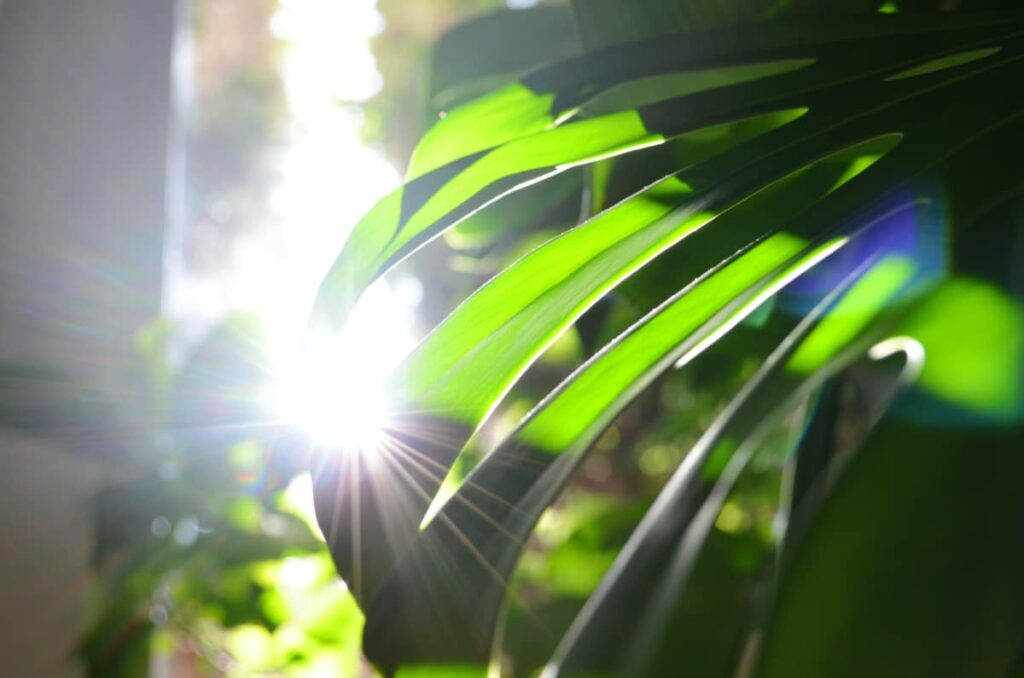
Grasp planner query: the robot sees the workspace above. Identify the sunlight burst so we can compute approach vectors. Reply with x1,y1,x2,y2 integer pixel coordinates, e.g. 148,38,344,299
280,350,388,453
270,279,419,454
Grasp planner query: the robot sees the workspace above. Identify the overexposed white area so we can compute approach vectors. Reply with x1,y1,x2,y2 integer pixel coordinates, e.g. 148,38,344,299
167,0,418,445
264,0,405,361
271,278,422,451
266,0,415,446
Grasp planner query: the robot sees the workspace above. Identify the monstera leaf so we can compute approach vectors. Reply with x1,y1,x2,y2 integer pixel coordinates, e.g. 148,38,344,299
310,3,1024,676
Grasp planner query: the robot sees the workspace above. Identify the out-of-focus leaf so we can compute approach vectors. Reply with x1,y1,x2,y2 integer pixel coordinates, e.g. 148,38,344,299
885,45,1001,80
579,59,815,117
570,0,855,49
430,5,581,111
300,584,364,647
395,666,487,678
754,417,1024,678
893,278,1024,421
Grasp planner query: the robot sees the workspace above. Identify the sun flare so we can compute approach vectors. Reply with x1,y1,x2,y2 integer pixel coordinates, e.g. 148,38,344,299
279,352,388,453
269,279,419,454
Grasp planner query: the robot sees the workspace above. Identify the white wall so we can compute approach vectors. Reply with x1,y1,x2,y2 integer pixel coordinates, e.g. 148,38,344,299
0,0,175,674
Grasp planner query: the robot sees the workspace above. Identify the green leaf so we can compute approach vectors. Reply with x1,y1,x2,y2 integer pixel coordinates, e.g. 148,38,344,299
754,418,1024,678
306,12,1024,676
885,46,1001,81
445,170,582,251
893,278,1024,420
578,59,816,117
360,224,837,670
429,5,581,111
316,14,1023,333
786,256,917,374
313,109,665,330
546,254,920,677
360,187,919,668
404,12,1020,180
